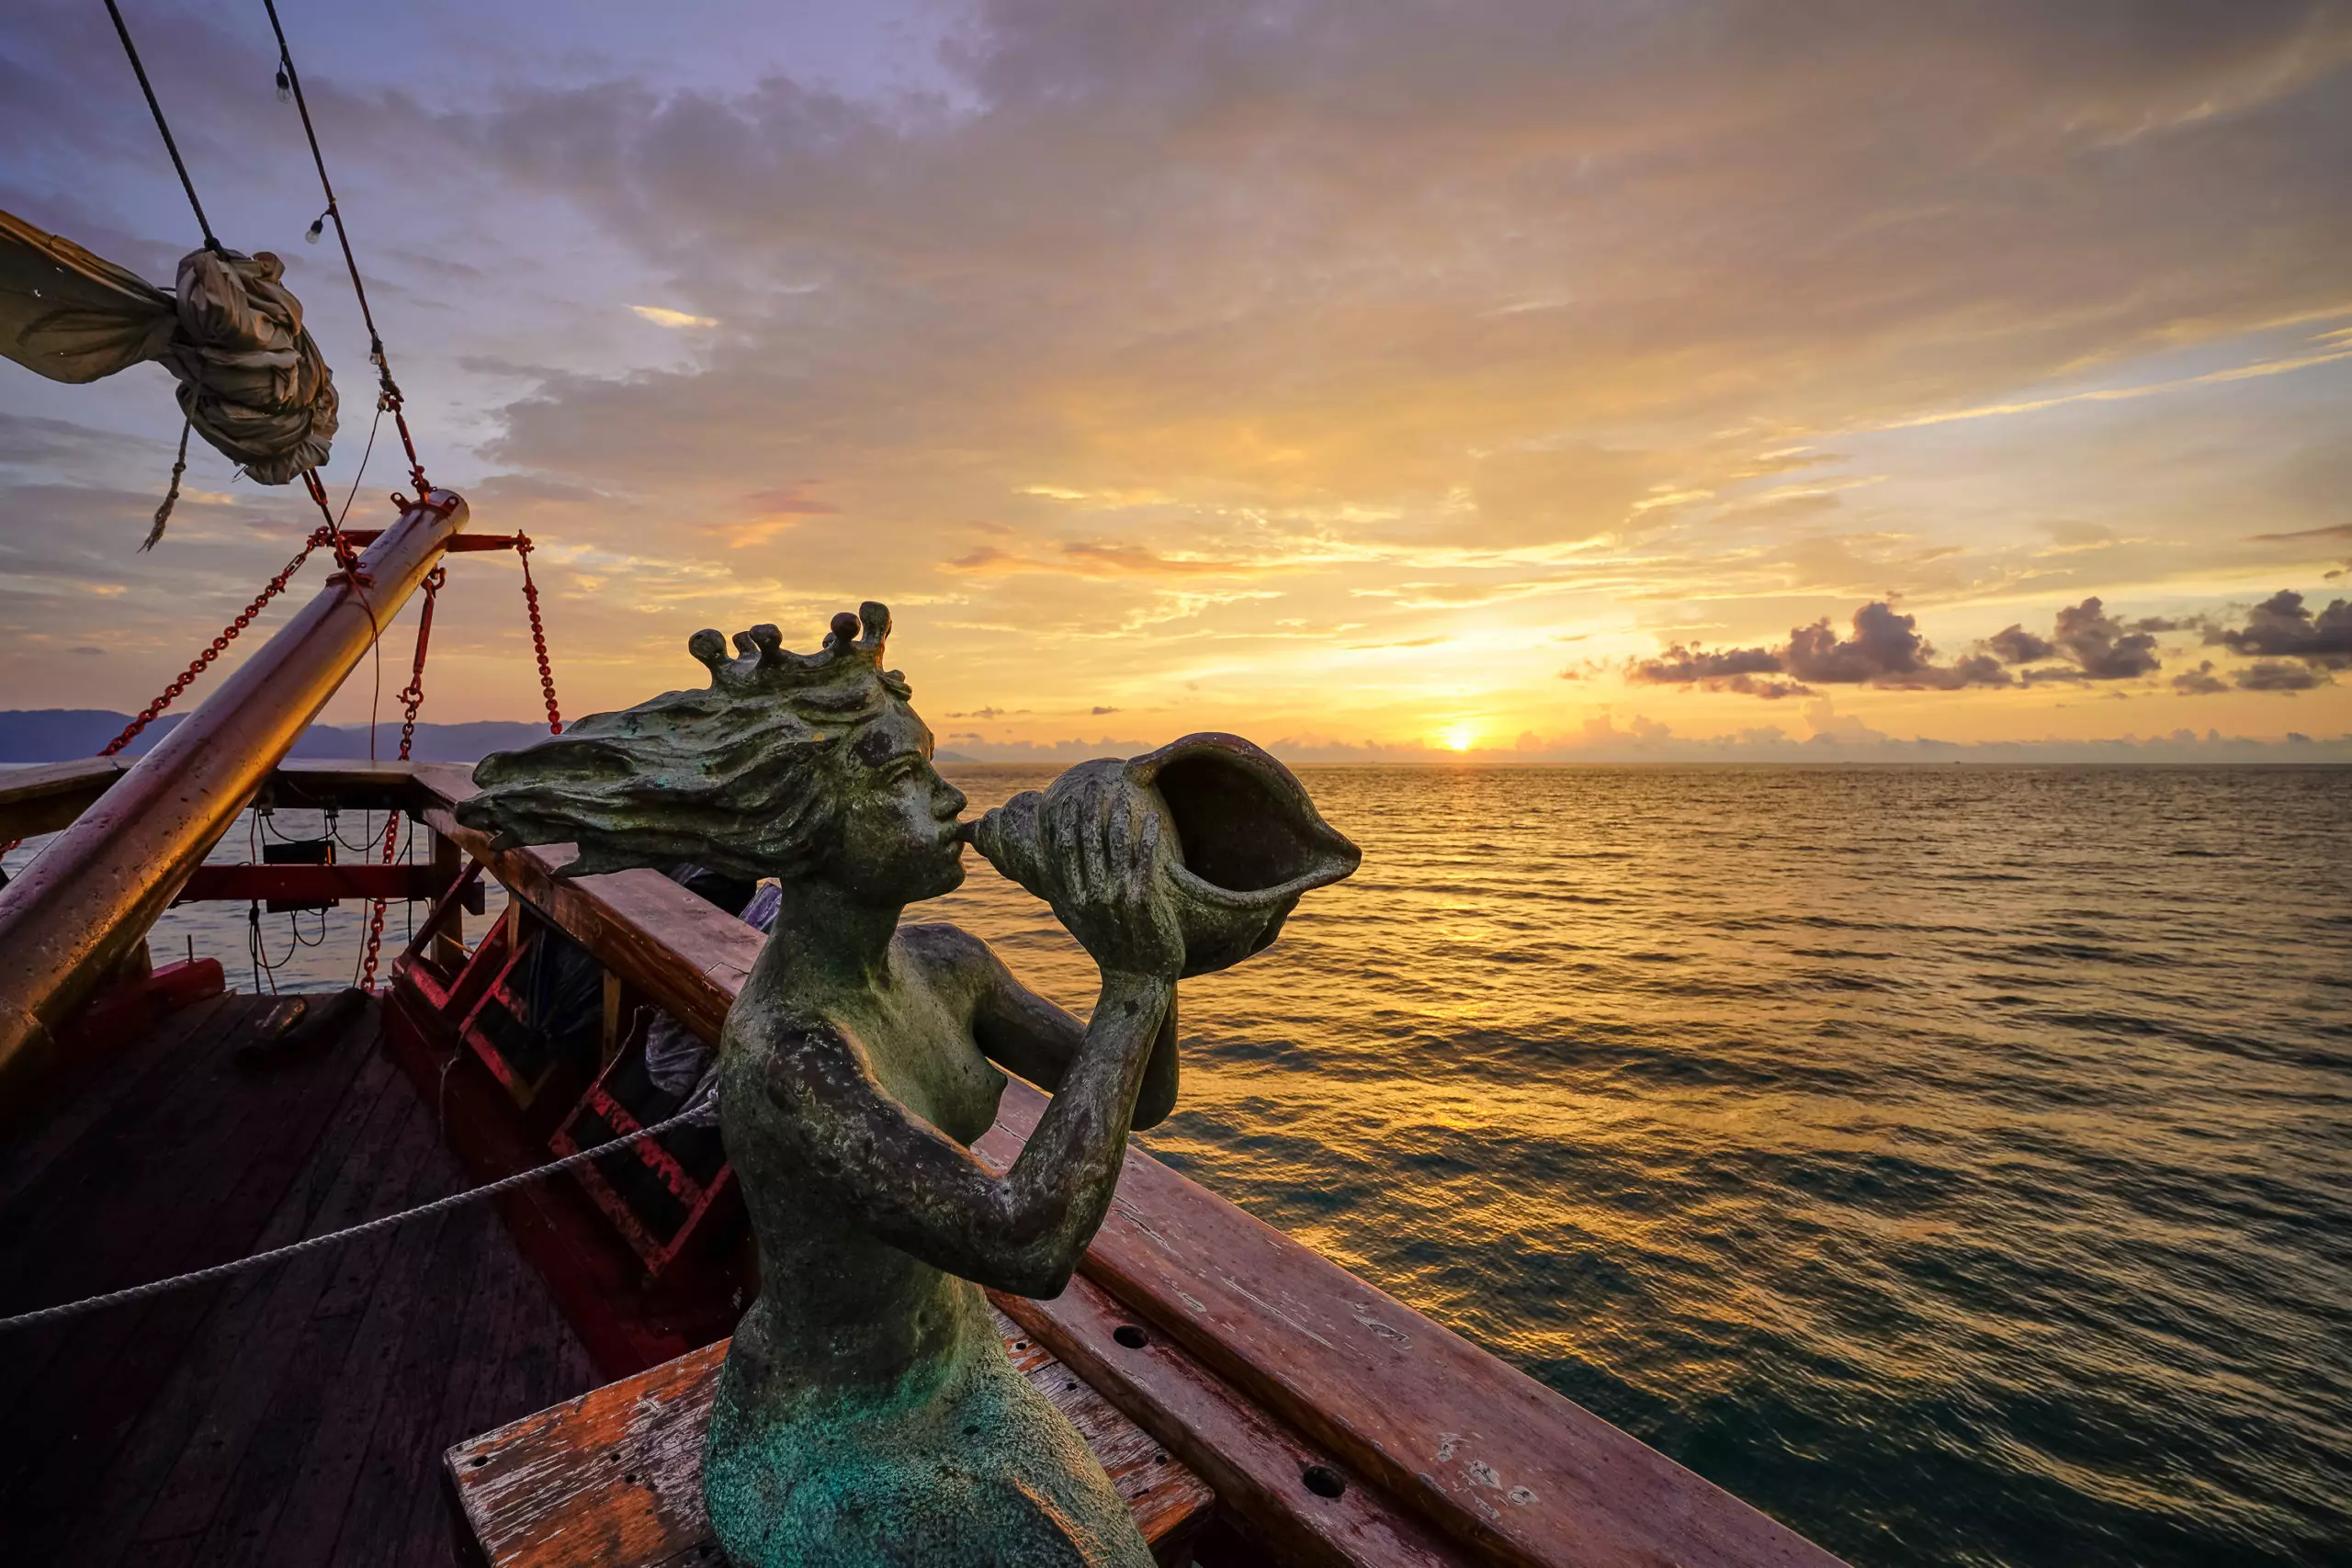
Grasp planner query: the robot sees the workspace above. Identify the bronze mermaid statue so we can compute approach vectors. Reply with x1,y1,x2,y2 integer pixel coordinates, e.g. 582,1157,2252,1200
456,603,1355,1566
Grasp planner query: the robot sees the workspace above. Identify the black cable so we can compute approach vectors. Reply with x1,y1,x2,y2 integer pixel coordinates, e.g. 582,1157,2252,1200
258,0,386,363
288,906,329,949
99,0,220,251
337,401,389,762
248,900,276,995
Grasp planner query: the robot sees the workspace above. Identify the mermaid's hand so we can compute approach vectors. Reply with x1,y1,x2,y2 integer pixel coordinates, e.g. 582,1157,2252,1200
1036,767,1184,982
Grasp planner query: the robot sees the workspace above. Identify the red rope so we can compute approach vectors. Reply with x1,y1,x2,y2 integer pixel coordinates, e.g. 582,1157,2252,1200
357,564,444,992
379,379,429,503
515,536,563,734
98,528,332,756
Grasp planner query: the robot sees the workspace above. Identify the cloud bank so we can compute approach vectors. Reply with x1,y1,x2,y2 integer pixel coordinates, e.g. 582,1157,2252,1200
0,0,2347,752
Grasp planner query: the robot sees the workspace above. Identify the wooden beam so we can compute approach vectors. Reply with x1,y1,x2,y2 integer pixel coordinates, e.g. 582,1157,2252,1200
259,759,424,814
0,759,427,848
0,757,129,842
990,1273,1464,1568
174,863,443,904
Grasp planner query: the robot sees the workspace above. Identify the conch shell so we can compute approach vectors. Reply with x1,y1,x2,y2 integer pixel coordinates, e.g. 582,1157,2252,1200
965,733,1360,977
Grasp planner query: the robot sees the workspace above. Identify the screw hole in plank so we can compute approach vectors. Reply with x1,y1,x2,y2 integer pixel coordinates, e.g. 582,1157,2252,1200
1302,1464,1347,1499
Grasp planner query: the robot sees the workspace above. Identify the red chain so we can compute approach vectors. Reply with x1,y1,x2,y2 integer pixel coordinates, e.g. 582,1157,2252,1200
515,535,563,733
99,528,333,756
357,564,444,992
379,376,430,503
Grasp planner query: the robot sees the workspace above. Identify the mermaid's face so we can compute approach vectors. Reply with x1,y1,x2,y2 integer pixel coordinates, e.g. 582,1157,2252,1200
826,704,967,906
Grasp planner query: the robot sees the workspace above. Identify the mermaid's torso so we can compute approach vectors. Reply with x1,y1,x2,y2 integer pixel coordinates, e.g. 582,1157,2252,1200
704,929,1153,1568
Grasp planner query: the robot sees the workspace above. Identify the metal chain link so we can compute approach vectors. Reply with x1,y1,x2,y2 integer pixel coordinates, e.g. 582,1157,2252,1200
99,529,333,756
356,566,444,991
515,535,563,734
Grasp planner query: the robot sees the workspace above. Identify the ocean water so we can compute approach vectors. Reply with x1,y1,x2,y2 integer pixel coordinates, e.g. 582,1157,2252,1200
9,765,2347,1567
932,766,2352,1568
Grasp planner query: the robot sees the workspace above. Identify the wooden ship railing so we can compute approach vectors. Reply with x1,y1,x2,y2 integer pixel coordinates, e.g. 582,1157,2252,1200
0,492,469,1107
0,748,1845,1568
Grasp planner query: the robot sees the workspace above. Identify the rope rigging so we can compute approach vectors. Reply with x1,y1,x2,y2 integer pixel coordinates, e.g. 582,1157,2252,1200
261,0,431,504
98,0,219,253
66,1,569,997
21,4,344,534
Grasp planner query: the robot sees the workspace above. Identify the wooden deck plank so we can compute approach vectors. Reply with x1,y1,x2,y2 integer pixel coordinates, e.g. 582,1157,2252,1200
257,1104,478,1562
446,1201,558,1455
0,996,362,1518
0,991,234,1212
390,1208,549,1568
125,1047,423,1547
328,1201,498,1568
394,1208,605,1568
444,1311,1216,1568
29,1008,390,1562
184,1092,452,1568
0,995,254,1355
55,1043,407,1568
0,993,256,1331
0,998,301,1566
0,989,603,1568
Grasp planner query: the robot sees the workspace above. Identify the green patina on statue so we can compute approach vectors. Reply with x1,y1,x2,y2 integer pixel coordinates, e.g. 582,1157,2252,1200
457,604,1357,1567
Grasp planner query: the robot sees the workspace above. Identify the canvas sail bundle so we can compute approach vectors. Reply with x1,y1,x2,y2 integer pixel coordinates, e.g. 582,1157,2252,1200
0,208,338,489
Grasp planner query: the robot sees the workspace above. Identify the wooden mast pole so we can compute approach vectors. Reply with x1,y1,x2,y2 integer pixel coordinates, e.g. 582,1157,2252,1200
0,490,469,1111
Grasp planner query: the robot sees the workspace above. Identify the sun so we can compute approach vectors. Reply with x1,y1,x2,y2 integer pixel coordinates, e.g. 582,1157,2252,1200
1438,723,1477,752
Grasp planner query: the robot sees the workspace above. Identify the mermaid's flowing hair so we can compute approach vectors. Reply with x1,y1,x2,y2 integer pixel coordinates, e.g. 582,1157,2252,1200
455,603,910,882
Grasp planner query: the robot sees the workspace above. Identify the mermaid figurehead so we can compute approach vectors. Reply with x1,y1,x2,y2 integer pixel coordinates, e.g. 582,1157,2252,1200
457,604,1176,1567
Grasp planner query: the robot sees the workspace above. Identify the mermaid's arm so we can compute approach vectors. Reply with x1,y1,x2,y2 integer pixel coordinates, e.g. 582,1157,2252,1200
899,922,1178,1129
756,970,1172,1296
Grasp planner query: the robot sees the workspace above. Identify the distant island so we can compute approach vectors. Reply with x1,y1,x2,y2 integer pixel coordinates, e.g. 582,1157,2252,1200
4,711,2345,767
0,710,567,766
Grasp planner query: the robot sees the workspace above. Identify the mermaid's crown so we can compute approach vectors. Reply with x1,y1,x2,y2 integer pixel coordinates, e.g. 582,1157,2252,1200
685,602,893,694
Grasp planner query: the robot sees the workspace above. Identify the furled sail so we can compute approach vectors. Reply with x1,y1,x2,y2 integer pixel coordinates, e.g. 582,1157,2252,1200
0,208,338,491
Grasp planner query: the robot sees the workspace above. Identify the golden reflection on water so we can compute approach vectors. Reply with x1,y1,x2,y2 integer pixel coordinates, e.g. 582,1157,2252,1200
926,762,2351,1568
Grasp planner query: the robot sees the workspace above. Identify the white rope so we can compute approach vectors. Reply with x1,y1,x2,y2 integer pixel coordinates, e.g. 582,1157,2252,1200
0,1084,718,1334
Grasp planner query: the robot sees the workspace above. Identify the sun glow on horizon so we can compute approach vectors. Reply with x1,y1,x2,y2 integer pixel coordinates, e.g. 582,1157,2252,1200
1439,723,1478,752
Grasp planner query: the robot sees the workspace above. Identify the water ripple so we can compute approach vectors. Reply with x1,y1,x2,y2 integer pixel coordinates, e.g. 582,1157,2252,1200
926,763,2352,1568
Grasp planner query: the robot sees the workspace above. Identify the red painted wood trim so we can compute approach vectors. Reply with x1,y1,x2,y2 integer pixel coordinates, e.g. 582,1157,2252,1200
175,863,441,904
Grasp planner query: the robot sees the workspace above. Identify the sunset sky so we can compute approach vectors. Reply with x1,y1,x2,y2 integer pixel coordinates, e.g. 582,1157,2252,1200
3,0,2348,760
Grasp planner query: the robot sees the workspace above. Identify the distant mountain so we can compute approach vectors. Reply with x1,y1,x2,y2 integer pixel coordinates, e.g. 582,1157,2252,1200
0,709,559,764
